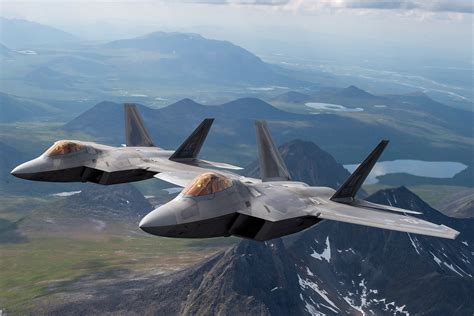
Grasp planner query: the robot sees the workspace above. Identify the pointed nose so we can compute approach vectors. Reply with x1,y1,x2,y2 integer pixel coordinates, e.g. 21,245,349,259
11,157,50,180
139,204,178,232
138,199,199,237
10,165,22,177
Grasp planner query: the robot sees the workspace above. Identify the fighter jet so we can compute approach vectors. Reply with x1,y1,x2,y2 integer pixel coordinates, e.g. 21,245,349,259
11,104,241,185
138,121,460,241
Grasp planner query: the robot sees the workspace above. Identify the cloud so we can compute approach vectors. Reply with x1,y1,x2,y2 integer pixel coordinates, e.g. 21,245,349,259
180,0,473,13
179,0,291,5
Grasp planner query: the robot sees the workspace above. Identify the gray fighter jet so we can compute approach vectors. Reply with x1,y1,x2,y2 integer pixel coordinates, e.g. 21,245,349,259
11,104,241,185
138,121,460,241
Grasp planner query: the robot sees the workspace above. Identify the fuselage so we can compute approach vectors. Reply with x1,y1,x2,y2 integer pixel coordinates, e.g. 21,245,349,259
139,176,336,241
11,140,177,185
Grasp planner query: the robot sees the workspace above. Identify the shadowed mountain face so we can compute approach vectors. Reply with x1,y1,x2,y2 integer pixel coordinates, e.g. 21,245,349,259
34,140,474,315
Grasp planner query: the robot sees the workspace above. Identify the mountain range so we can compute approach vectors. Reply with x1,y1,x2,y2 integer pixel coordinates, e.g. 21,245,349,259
0,22,303,95
63,92,473,166
34,139,474,315
104,32,293,86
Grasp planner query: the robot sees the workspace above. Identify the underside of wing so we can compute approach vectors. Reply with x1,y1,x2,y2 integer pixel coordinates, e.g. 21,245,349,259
317,204,459,239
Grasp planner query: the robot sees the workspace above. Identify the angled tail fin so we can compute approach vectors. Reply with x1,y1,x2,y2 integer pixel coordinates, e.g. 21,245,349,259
124,103,154,147
255,120,291,182
331,140,389,201
170,118,214,161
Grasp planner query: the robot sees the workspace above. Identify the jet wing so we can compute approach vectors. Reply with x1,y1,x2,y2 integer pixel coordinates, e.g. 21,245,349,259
315,204,459,239
130,158,259,187
154,171,200,187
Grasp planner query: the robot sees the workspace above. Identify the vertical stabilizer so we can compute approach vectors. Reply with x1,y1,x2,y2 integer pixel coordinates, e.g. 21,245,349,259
124,103,154,147
255,120,291,182
331,140,389,201
170,118,214,161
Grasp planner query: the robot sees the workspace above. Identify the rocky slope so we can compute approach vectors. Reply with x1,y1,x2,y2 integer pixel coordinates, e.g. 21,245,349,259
63,183,152,221
438,188,474,219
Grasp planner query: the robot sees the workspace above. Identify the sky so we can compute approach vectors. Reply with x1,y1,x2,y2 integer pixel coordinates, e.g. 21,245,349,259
1,0,472,65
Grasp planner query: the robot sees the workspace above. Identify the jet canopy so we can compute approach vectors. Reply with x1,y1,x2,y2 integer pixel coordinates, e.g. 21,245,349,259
183,172,233,197
44,140,85,157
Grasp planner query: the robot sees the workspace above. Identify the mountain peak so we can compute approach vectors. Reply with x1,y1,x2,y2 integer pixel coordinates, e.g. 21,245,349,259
339,85,374,98
222,97,281,112
166,98,204,110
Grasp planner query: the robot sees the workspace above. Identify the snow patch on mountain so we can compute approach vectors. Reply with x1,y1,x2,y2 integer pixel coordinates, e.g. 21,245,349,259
311,236,331,262
298,274,340,313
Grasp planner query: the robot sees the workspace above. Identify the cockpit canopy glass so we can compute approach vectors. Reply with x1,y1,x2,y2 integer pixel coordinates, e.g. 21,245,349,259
44,141,85,157
183,172,233,197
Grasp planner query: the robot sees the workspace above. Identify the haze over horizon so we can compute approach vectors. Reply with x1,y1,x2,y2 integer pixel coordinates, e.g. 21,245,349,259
2,0,472,66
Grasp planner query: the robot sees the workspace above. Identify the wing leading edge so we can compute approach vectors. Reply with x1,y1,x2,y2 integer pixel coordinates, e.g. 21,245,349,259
315,203,459,239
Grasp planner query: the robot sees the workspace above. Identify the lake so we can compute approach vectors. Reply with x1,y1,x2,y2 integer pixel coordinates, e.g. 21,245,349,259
343,160,467,184
305,102,364,113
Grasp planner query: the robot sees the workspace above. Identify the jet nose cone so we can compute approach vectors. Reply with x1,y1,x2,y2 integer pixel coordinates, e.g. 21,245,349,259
139,203,180,236
10,165,22,177
11,161,33,179
11,158,51,180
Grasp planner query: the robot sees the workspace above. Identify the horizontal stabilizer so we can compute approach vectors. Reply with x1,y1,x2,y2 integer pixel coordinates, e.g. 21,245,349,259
332,140,388,201
170,119,214,161
124,103,155,147
255,120,291,182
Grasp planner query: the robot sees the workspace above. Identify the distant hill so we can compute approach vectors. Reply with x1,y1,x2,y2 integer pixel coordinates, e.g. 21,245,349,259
0,17,79,49
376,165,474,188
338,85,375,98
104,32,294,86
24,66,80,90
0,92,61,122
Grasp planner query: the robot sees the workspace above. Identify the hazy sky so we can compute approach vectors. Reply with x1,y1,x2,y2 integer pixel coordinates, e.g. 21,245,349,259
2,0,472,64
